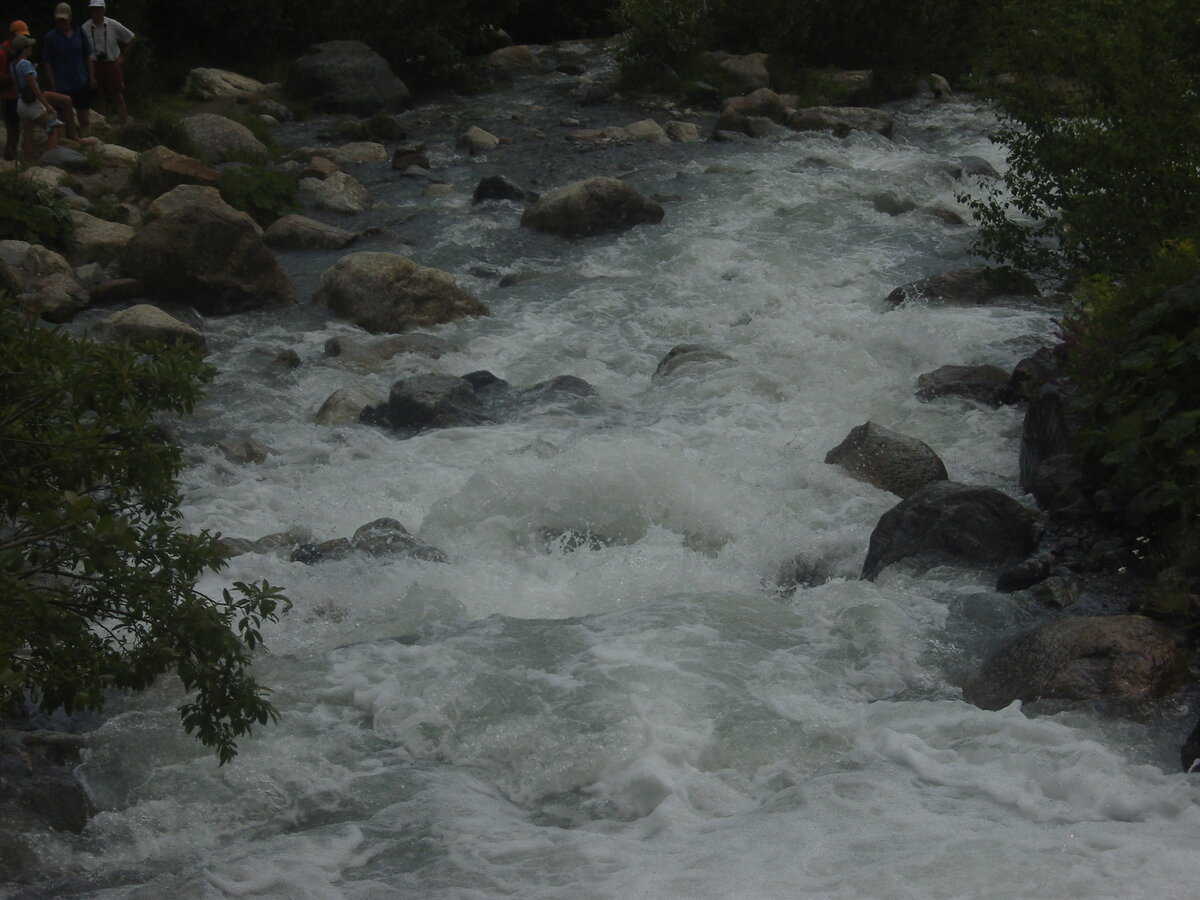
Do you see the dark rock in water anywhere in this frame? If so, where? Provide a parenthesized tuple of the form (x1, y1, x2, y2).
(959, 155, 1000, 179)
(885, 266, 1039, 307)
(862, 481, 1040, 580)
(285, 40, 412, 115)
(473, 175, 536, 205)
(351, 517, 447, 562)
(523, 375, 597, 401)
(1182, 717, 1200, 773)
(253, 526, 313, 555)
(787, 106, 894, 138)
(371, 333, 456, 360)
(0, 730, 93, 840)
(775, 554, 835, 592)
(217, 436, 276, 465)
(1029, 454, 1090, 514)
(291, 537, 352, 564)
(872, 191, 918, 216)
(825, 422, 948, 499)
(964, 615, 1189, 711)
(520, 177, 664, 237)
(366, 373, 492, 433)
(1009, 348, 1059, 402)
(391, 145, 430, 171)
(918, 206, 966, 226)
(996, 549, 1054, 592)
(273, 348, 302, 369)
(916, 364, 1014, 407)
(653, 344, 735, 379)
(1019, 385, 1076, 493)
(120, 205, 295, 316)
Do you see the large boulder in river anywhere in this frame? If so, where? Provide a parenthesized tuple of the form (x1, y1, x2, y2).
(120, 205, 295, 316)
(964, 615, 1189, 710)
(787, 106, 895, 137)
(520, 177, 664, 237)
(264, 214, 356, 250)
(862, 481, 1040, 580)
(715, 88, 788, 134)
(915, 364, 1014, 407)
(181, 113, 268, 164)
(184, 67, 265, 101)
(66, 211, 134, 266)
(313, 251, 489, 334)
(284, 40, 412, 115)
(136, 146, 219, 197)
(825, 422, 948, 498)
(885, 266, 1040, 307)
(94, 304, 206, 350)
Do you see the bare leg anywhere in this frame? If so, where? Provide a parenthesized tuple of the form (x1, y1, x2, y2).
(45, 93, 78, 141)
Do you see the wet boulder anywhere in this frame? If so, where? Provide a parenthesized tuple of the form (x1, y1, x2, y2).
(184, 67, 265, 101)
(351, 517, 447, 562)
(94, 304, 206, 350)
(364, 374, 493, 433)
(473, 175, 535, 205)
(314, 385, 383, 426)
(0, 730, 93, 852)
(915, 364, 1014, 407)
(217, 436, 276, 465)
(486, 45, 540, 71)
(371, 333, 456, 359)
(457, 126, 500, 154)
(964, 615, 1189, 710)
(716, 88, 788, 136)
(313, 251, 489, 334)
(520, 176, 664, 237)
(1019, 385, 1075, 492)
(885, 266, 1039, 307)
(181, 113, 268, 164)
(862, 481, 1040, 580)
(285, 40, 412, 115)
(66, 210, 135, 266)
(147, 185, 258, 232)
(299, 171, 372, 215)
(825, 422, 948, 498)
(700, 51, 770, 91)
(21, 272, 89, 323)
(653, 343, 736, 379)
(120, 205, 295, 316)
(787, 107, 895, 138)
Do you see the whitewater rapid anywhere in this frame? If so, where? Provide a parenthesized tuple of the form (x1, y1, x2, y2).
(15, 52, 1200, 899)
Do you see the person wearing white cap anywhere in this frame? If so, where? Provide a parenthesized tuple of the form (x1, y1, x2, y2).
(82, 0, 135, 127)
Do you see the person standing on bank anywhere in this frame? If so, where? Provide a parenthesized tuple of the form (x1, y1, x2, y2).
(8, 34, 65, 162)
(82, 0, 134, 127)
(43, 2, 94, 138)
(0, 21, 31, 160)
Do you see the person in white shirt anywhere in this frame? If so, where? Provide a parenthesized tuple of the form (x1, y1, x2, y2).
(82, 0, 135, 126)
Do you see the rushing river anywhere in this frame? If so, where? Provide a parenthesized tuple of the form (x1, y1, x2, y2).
(13, 44, 1200, 899)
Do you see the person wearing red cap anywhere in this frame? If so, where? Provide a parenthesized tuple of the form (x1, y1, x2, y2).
(0, 21, 31, 160)
(8, 34, 64, 162)
(82, 0, 135, 127)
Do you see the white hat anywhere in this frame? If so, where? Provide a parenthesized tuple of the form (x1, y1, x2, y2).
(54, 2, 72, 20)
(88, 0, 105, 6)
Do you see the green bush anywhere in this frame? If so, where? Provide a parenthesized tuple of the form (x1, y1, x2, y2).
(118, 108, 198, 156)
(1061, 240, 1200, 571)
(217, 165, 299, 227)
(0, 300, 286, 762)
(0, 172, 74, 252)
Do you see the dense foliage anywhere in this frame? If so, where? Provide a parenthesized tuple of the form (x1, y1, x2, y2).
(0, 172, 73, 252)
(0, 304, 285, 763)
(966, 0, 1200, 280)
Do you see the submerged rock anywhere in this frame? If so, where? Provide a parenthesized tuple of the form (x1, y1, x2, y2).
(652, 344, 736, 379)
(964, 615, 1189, 710)
(885, 266, 1039, 307)
(915, 364, 1014, 407)
(825, 422, 948, 498)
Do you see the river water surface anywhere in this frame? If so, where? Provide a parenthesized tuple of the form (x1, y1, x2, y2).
(15, 45, 1200, 899)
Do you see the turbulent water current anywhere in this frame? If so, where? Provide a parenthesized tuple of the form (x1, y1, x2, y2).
(12, 43, 1200, 899)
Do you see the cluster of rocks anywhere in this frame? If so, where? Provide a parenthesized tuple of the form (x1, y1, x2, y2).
(811, 264, 1195, 761)
(220, 518, 446, 566)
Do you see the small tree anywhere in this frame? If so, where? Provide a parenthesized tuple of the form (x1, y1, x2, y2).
(0, 302, 285, 763)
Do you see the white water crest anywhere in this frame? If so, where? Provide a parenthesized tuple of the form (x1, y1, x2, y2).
(16, 58, 1200, 899)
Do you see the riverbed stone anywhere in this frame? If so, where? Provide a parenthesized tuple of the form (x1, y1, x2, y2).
(299, 171, 372, 215)
(217, 436, 276, 465)
(486, 45, 540, 70)
(351, 517, 448, 562)
(366, 373, 492, 432)
(182, 113, 268, 164)
(915, 364, 1014, 407)
(264, 214, 356, 250)
(521, 176, 665, 237)
(862, 481, 1040, 580)
(964, 615, 1190, 710)
(825, 422, 949, 498)
(787, 106, 895, 137)
(66, 211, 135, 266)
(285, 40, 412, 115)
(327, 142, 389, 165)
(716, 88, 788, 135)
(457, 126, 500, 154)
(473, 175, 534, 204)
(371, 333, 456, 359)
(314, 385, 383, 425)
(314, 251, 489, 334)
(185, 68, 265, 101)
(137, 146, 219, 197)
(21, 272, 89, 323)
(886, 266, 1040, 307)
(653, 343, 736, 379)
(94, 304, 206, 350)
(120, 204, 295, 316)
(146, 185, 259, 234)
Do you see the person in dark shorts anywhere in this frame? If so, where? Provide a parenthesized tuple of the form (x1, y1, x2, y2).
(0, 21, 30, 160)
(43, 2, 94, 138)
(82, 0, 135, 127)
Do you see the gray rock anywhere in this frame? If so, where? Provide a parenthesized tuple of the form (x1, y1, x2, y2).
(371, 333, 456, 359)
(22, 272, 90, 323)
(886, 266, 1040, 307)
(351, 517, 448, 562)
(314, 385, 383, 426)
(299, 171, 372, 215)
(915, 364, 1014, 407)
(314, 251, 488, 334)
(67, 210, 135, 266)
(136, 146, 219, 197)
(37, 146, 88, 169)
(457, 126, 500, 154)
(521, 176, 664, 238)
(120, 205, 295, 316)
(862, 481, 1040, 580)
(964, 615, 1189, 710)
(285, 40, 412, 115)
(787, 107, 894, 138)
(653, 343, 736, 379)
(473, 175, 534, 205)
(181, 113, 268, 164)
(264, 214, 356, 250)
(95, 304, 206, 350)
(217, 437, 276, 465)
(185, 68, 265, 101)
(366, 374, 491, 432)
(252, 526, 313, 554)
(825, 422, 948, 498)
